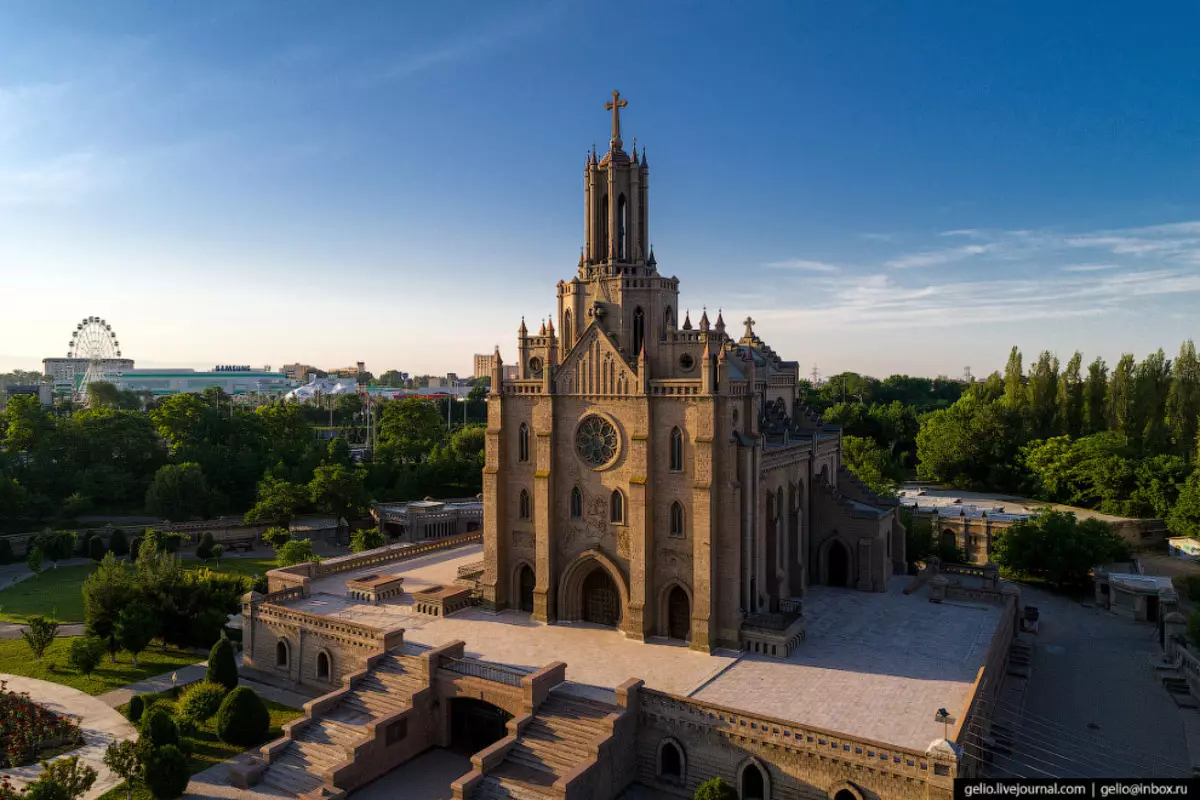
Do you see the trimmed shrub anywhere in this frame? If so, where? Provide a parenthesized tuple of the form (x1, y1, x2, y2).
(215, 687, 269, 746)
(206, 635, 239, 692)
(129, 537, 142, 562)
(88, 535, 108, 562)
(140, 707, 180, 749)
(178, 681, 225, 723)
(196, 531, 215, 561)
(142, 744, 189, 800)
(68, 636, 105, 676)
(694, 778, 737, 800)
(0, 538, 13, 566)
(127, 694, 146, 723)
(109, 528, 129, 557)
(77, 530, 95, 557)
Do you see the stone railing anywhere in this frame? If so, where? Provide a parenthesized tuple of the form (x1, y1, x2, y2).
(953, 588, 1019, 776)
(501, 381, 543, 396)
(251, 602, 405, 651)
(1179, 646, 1200, 697)
(456, 561, 485, 581)
(639, 689, 935, 781)
(439, 656, 530, 687)
(649, 380, 702, 397)
(269, 532, 482, 585)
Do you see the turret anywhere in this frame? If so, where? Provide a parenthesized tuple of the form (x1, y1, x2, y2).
(714, 309, 726, 337)
(698, 308, 710, 332)
(701, 337, 713, 393)
(490, 346, 504, 393)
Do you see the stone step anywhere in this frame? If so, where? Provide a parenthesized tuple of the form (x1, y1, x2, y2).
(523, 720, 602, 750)
(280, 740, 344, 770)
(507, 740, 588, 775)
(263, 759, 324, 796)
(358, 674, 422, 697)
(528, 715, 609, 742)
(473, 775, 557, 800)
(342, 690, 410, 716)
(296, 718, 365, 749)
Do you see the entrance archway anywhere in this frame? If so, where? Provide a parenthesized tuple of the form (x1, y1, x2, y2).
(448, 698, 512, 755)
(940, 529, 957, 553)
(827, 539, 850, 588)
(518, 564, 535, 613)
(667, 586, 690, 641)
(583, 568, 621, 627)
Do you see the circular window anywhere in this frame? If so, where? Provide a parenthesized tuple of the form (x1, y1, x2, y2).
(679, 353, 695, 371)
(575, 415, 619, 467)
(529, 356, 544, 378)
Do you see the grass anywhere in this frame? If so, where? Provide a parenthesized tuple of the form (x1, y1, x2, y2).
(96, 694, 303, 800)
(0, 556, 276, 624)
(0, 637, 201, 695)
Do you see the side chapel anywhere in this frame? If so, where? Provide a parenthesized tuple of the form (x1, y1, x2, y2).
(481, 92, 904, 653)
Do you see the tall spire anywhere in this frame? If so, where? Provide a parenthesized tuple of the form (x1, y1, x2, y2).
(698, 307, 710, 331)
(518, 317, 528, 336)
(715, 309, 726, 335)
(604, 90, 628, 150)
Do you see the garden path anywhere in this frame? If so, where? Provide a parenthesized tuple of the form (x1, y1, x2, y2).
(0, 673, 138, 799)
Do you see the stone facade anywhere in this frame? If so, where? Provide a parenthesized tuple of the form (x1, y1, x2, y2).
(480, 92, 903, 652)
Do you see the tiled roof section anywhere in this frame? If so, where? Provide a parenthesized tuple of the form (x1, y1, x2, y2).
(599, 147, 631, 166)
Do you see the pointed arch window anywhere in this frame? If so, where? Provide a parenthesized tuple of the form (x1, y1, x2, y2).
(599, 194, 609, 260)
(617, 193, 628, 261)
(570, 486, 583, 519)
(669, 427, 683, 472)
(563, 309, 573, 349)
(633, 306, 645, 357)
(610, 490, 625, 524)
(518, 422, 529, 463)
(670, 502, 685, 537)
(664, 306, 673, 329)
(519, 489, 532, 521)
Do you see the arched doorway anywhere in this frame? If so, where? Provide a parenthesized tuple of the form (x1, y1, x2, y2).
(740, 761, 767, 800)
(835, 791, 858, 800)
(940, 529, 957, 554)
(827, 539, 850, 588)
(667, 586, 690, 641)
(518, 564, 535, 613)
(316, 651, 330, 681)
(583, 568, 621, 627)
(448, 698, 512, 755)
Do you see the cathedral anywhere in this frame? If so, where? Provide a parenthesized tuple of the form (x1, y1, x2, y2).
(481, 91, 906, 653)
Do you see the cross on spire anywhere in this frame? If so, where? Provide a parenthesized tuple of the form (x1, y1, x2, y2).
(743, 316, 756, 338)
(605, 90, 628, 148)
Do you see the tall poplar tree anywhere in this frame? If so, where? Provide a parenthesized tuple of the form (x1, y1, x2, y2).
(1133, 349, 1172, 453)
(1057, 351, 1084, 438)
(1003, 346, 1026, 412)
(1168, 340, 1200, 459)
(1027, 351, 1060, 439)
(1083, 357, 1109, 435)
(1108, 354, 1135, 439)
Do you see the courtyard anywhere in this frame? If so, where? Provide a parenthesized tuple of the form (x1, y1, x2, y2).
(281, 542, 1005, 749)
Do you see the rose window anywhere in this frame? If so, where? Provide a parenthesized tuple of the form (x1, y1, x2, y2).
(575, 415, 618, 467)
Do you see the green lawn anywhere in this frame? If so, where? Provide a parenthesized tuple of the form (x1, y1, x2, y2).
(0, 637, 201, 695)
(0, 557, 276, 624)
(97, 695, 303, 800)
(0, 564, 97, 623)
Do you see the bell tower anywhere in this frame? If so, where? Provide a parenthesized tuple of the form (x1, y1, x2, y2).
(583, 90, 650, 270)
(562, 91, 677, 364)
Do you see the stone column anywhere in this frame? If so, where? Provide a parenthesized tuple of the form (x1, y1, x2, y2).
(533, 400, 555, 623)
(626, 400, 652, 641)
(857, 537, 873, 592)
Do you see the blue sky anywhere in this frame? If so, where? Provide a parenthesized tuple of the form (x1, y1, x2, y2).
(2, 1, 1199, 379)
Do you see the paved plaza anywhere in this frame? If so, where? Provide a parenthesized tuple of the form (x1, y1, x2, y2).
(284, 544, 1006, 748)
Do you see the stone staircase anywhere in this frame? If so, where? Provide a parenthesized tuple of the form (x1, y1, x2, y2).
(1162, 674, 1198, 709)
(470, 691, 619, 800)
(261, 651, 428, 797)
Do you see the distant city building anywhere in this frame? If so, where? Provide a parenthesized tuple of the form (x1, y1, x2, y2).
(473, 353, 491, 379)
(502, 364, 518, 382)
(329, 362, 367, 379)
(281, 363, 327, 381)
(112, 368, 294, 397)
(43, 357, 135, 388)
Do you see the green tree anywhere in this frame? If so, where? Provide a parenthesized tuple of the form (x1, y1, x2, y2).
(1169, 340, 1200, 458)
(178, 680, 227, 723)
(1083, 356, 1109, 435)
(261, 526, 291, 550)
(103, 740, 141, 800)
(83, 553, 135, 662)
(1167, 469, 1200, 539)
(34, 756, 96, 800)
(109, 528, 129, 556)
(140, 707, 181, 749)
(1108, 353, 1135, 438)
(3, 393, 53, 452)
(142, 744, 188, 800)
(88, 535, 108, 562)
(350, 527, 385, 553)
(243, 476, 308, 525)
(694, 777, 737, 800)
(0, 538, 13, 565)
(86, 381, 122, 409)
(1002, 346, 1026, 411)
(308, 463, 368, 525)
(378, 397, 446, 461)
(115, 602, 159, 665)
(275, 539, 318, 567)
(68, 636, 105, 676)
(1133, 348, 1172, 452)
(1026, 350, 1059, 438)
(35, 529, 76, 568)
(145, 463, 209, 521)
(22, 615, 59, 663)
(206, 635, 239, 692)
(992, 509, 1129, 588)
(1129, 454, 1189, 519)
(378, 369, 406, 387)
(840, 435, 900, 496)
(1057, 351, 1084, 438)
(26, 545, 43, 579)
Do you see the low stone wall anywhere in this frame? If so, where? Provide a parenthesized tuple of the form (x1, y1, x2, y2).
(953, 588, 1020, 778)
(634, 689, 955, 800)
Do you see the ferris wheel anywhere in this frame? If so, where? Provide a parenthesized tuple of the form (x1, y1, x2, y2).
(68, 316, 122, 402)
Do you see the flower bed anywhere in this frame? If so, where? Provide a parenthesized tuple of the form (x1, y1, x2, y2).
(0, 691, 84, 768)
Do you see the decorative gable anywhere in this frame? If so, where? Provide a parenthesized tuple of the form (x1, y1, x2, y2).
(556, 323, 636, 396)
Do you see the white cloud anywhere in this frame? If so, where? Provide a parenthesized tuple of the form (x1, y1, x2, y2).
(765, 258, 839, 272)
(885, 244, 993, 269)
(1061, 264, 1118, 272)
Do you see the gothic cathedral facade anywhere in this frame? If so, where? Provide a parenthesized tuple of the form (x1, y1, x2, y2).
(481, 93, 905, 653)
